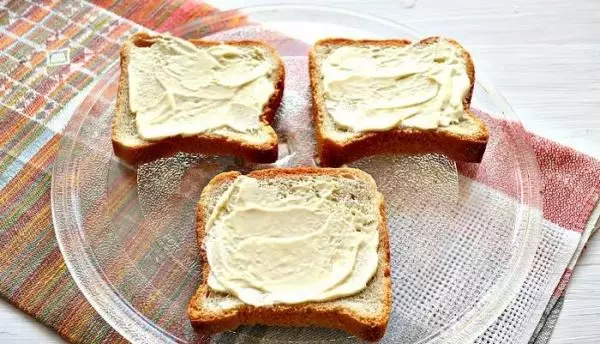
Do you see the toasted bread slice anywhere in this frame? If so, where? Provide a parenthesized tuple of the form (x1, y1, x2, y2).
(309, 37, 489, 167)
(113, 33, 284, 165)
(188, 167, 391, 342)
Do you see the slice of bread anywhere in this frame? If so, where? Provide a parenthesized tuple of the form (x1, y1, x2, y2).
(188, 167, 391, 342)
(309, 37, 489, 167)
(112, 33, 284, 165)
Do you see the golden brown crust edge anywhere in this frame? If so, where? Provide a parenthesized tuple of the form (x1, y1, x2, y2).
(309, 37, 489, 167)
(112, 32, 284, 165)
(188, 167, 392, 342)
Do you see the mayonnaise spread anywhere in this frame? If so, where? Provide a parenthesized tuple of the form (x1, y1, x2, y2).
(322, 39, 471, 133)
(127, 36, 275, 141)
(205, 176, 379, 306)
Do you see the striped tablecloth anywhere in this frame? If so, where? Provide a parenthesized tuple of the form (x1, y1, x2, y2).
(0, 1, 598, 343)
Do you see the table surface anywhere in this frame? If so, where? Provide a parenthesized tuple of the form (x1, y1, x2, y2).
(1, 0, 599, 343)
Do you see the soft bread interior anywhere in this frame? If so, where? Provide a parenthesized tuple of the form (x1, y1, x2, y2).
(114, 37, 281, 147)
(193, 172, 389, 321)
(311, 42, 484, 145)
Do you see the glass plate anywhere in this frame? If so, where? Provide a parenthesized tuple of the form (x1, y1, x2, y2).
(52, 5, 542, 344)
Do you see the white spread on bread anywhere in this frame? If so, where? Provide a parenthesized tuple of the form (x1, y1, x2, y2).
(127, 36, 274, 141)
(204, 176, 379, 306)
(321, 39, 471, 133)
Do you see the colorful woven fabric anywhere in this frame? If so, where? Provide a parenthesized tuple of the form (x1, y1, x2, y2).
(0, 1, 598, 343)
(0, 0, 223, 342)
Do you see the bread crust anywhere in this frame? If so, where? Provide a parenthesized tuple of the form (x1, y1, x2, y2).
(309, 37, 489, 167)
(112, 32, 284, 165)
(188, 167, 392, 342)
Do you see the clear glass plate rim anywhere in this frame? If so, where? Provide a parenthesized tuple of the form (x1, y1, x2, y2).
(51, 4, 543, 343)
(172, 3, 421, 36)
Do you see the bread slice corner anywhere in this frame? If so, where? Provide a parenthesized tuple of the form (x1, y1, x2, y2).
(112, 32, 284, 165)
(188, 167, 392, 342)
(309, 37, 489, 167)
